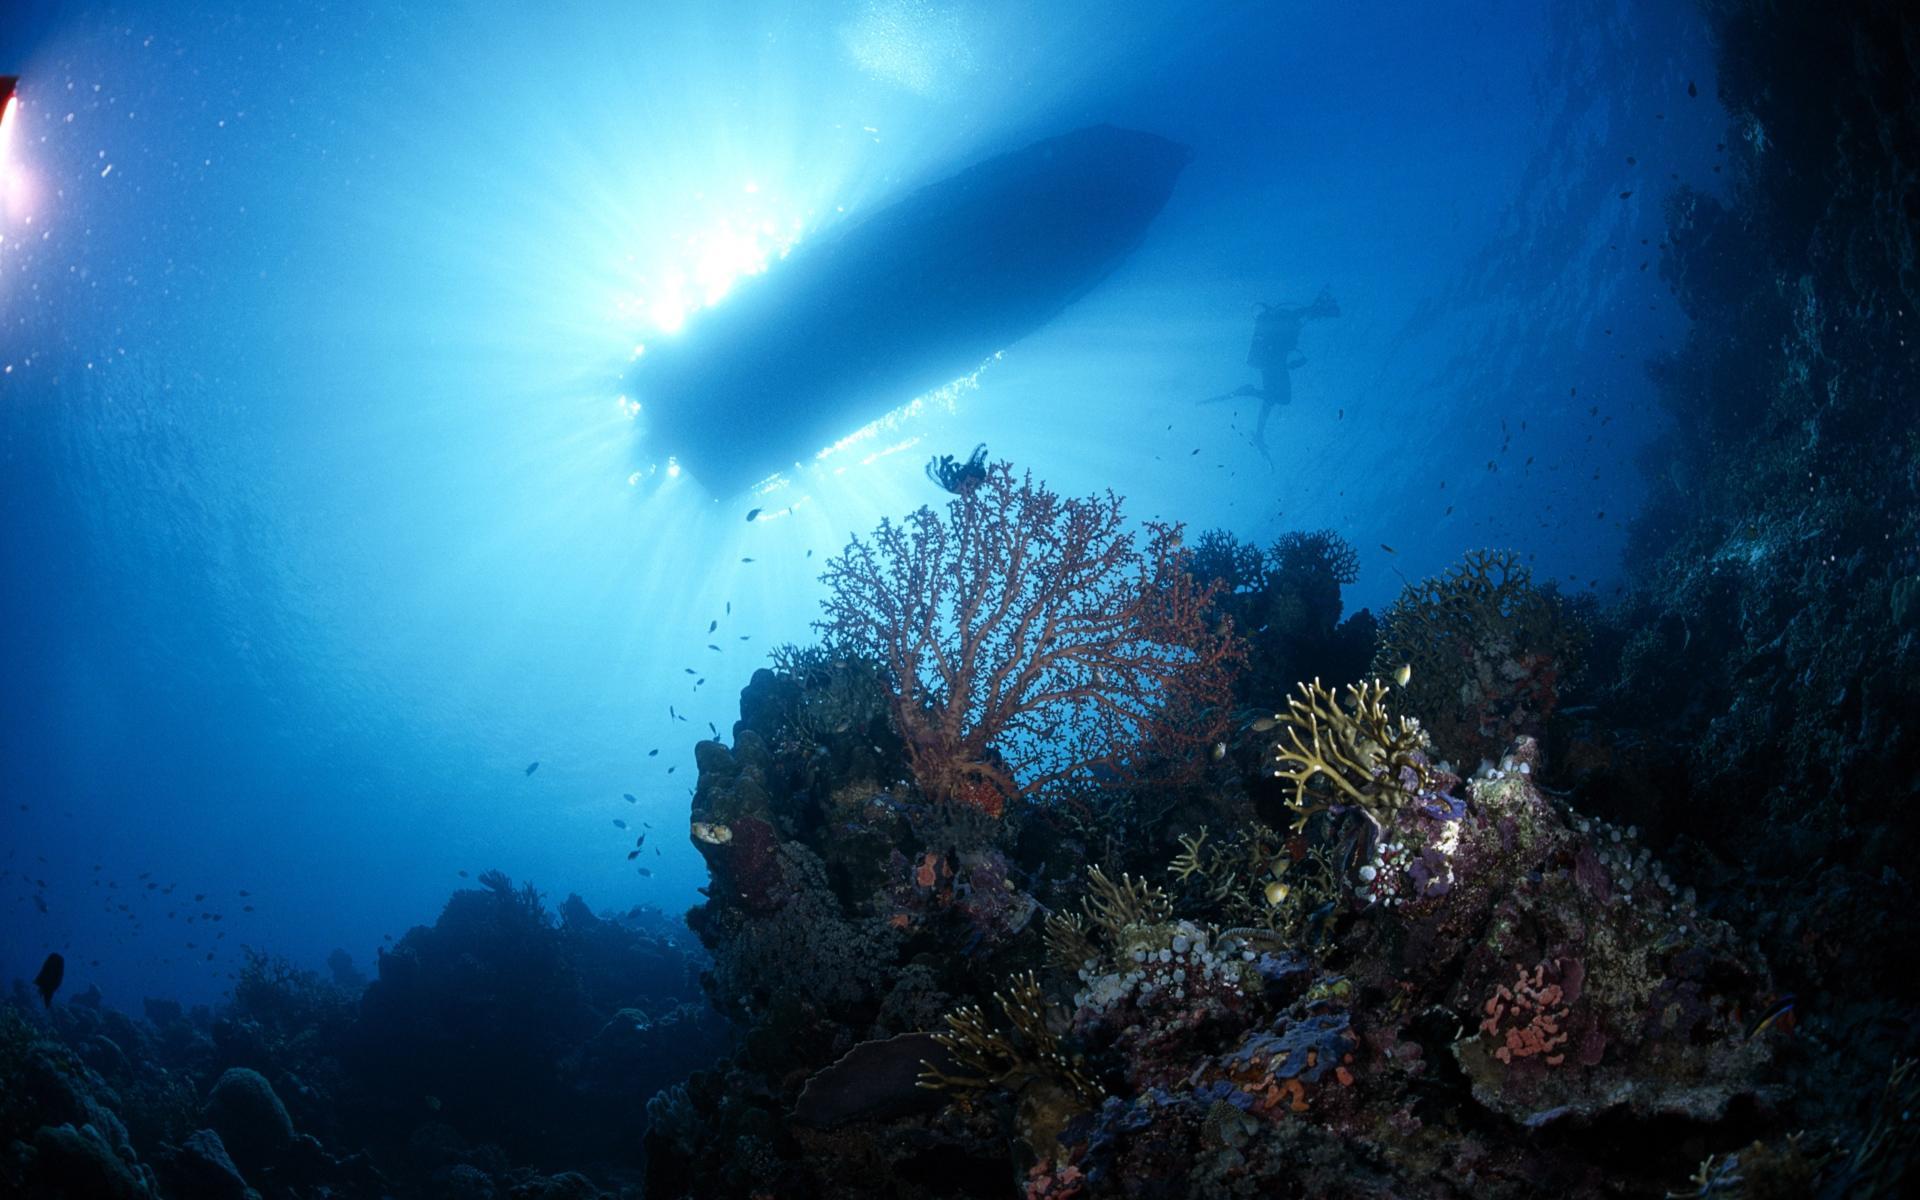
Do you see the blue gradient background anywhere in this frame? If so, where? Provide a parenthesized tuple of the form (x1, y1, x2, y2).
(0, 0, 1722, 1004)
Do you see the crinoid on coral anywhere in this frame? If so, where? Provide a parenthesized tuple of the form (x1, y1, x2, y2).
(925, 442, 991, 496)
(1372, 548, 1587, 765)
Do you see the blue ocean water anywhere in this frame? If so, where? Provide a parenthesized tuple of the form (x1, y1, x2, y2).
(1, 0, 1721, 1009)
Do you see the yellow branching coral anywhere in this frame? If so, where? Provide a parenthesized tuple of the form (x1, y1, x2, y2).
(918, 971, 1102, 1106)
(1043, 910, 1100, 974)
(1082, 866, 1172, 938)
(1166, 823, 1291, 924)
(1271, 677, 1431, 831)
(1169, 827, 1213, 882)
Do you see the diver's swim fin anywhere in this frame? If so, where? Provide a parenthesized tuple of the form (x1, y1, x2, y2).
(1199, 384, 1263, 405)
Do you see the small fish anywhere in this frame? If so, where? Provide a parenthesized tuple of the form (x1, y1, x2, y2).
(668, 766, 677, 774)
(745, 508, 762, 522)
(741, 557, 755, 563)
(525, 761, 540, 776)
(1380, 543, 1396, 554)
(707, 644, 721, 651)
(726, 601, 731, 614)
(707, 620, 717, 633)
(624, 793, 637, 804)
(614, 819, 628, 829)
(425, 1095, 442, 1112)
(33, 953, 63, 1007)
(806, 550, 813, 558)
(1264, 881, 1290, 907)
(649, 749, 659, 757)
(691, 821, 733, 845)
(654, 847, 661, 856)
(637, 867, 653, 877)
(458, 870, 468, 878)
(1687, 79, 1697, 97)
(1747, 995, 1795, 1040)
(1619, 190, 1633, 199)
(708, 721, 719, 736)
(628, 850, 641, 860)
(1247, 714, 1279, 733)
(636, 833, 647, 848)
(669, 705, 678, 720)
(684, 668, 696, 675)
(1211, 741, 1227, 761)
(1394, 663, 1412, 687)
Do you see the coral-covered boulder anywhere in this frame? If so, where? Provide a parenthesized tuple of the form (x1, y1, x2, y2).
(202, 1067, 295, 1172)
(24, 1121, 155, 1199)
(156, 1128, 257, 1200)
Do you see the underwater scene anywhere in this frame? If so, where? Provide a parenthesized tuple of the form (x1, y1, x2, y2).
(1, 0, 1916, 1196)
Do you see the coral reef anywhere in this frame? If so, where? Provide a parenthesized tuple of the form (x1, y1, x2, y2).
(653, 592, 1851, 1198)
(816, 459, 1243, 816)
(9, 6, 1919, 1197)
(1555, 7, 1920, 1186)
(2, 883, 718, 1199)
(1189, 528, 1376, 707)
(1372, 549, 1587, 765)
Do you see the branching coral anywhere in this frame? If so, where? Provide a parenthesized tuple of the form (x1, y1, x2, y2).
(1081, 866, 1172, 939)
(767, 644, 890, 747)
(817, 461, 1244, 816)
(1192, 528, 1371, 707)
(1268, 530, 1360, 586)
(1269, 677, 1433, 832)
(1164, 822, 1326, 934)
(1168, 825, 1215, 883)
(1187, 530, 1266, 595)
(918, 972, 1101, 1106)
(1372, 549, 1586, 762)
(1044, 911, 1101, 975)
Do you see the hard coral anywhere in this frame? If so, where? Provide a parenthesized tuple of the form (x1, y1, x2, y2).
(1191, 528, 1374, 707)
(817, 461, 1243, 815)
(1268, 676, 1435, 834)
(1373, 549, 1586, 764)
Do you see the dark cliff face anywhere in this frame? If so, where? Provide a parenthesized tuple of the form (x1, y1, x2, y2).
(1577, 0, 1920, 1006)
(632, 125, 1190, 495)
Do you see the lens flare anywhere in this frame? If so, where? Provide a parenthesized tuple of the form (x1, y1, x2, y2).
(1, 84, 29, 224)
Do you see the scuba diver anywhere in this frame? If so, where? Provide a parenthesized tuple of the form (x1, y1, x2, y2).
(1202, 285, 1340, 461)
